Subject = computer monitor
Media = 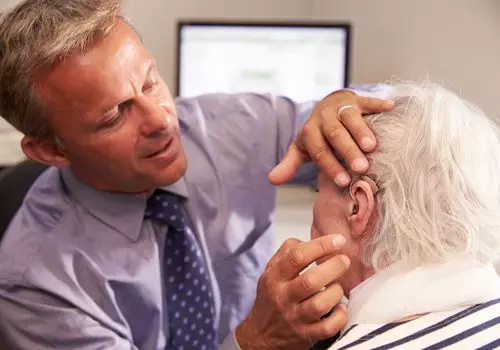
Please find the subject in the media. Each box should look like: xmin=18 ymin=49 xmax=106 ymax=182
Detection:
xmin=176 ymin=21 xmax=351 ymax=102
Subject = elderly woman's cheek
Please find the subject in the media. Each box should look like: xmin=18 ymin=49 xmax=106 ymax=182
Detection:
xmin=311 ymin=202 xmax=327 ymax=240
xmin=310 ymin=224 xmax=321 ymax=240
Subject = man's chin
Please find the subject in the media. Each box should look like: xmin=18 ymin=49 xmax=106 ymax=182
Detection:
xmin=153 ymin=155 xmax=188 ymax=187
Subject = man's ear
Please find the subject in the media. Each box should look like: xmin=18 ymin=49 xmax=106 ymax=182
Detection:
xmin=21 ymin=136 xmax=70 ymax=168
xmin=348 ymin=180 xmax=376 ymax=237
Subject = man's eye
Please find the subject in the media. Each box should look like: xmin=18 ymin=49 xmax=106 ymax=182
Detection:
xmin=102 ymin=113 xmax=122 ymax=128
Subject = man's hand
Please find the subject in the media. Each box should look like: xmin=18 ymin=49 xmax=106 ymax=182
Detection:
xmin=269 ymin=90 xmax=394 ymax=187
xmin=235 ymin=235 xmax=350 ymax=350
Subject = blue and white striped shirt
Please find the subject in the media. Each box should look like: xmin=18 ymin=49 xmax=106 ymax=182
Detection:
xmin=330 ymin=298 xmax=500 ymax=350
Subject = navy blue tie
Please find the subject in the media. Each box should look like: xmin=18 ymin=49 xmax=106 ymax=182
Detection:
xmin=145 ymin=190 xmax=218 ymax=350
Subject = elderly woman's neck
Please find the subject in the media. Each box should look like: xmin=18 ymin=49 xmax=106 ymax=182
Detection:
xmin=344 ymin=265 xmax=376 ymax=298
xmin=363 ymin=267 xmax=376 ymax=282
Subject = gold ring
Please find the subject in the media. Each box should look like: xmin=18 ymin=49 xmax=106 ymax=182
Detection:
xmin=337 ymin=104 xmax=357 ymax=118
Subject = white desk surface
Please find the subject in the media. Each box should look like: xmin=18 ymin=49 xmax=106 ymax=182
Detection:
xmin=0 ymin=118 xmax=24 ymax=166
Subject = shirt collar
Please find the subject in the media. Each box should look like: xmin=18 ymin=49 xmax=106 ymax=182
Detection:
xmin=345 ymin=258 xmax=500 ymax=330
xmin=60 ymin=167 xmax=189 ymax=242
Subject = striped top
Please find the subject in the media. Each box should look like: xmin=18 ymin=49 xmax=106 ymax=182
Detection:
xmin=329 ymin=298 xmax=500 ymax=350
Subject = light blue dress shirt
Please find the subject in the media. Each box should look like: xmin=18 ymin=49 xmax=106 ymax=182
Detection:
xmin=0 ymin=93 xmax=318 ymax=349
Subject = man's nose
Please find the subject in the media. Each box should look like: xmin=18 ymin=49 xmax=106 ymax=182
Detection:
xmin=136 ymin=95 xmax=170 ymax=135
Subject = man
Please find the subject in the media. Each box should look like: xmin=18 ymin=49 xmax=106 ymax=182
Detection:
xmin=0 ymin=0 xmax=392 ymax=349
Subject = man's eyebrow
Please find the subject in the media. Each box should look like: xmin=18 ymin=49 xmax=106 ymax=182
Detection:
xmin=99 ymin=59 xmax=157 ymax=116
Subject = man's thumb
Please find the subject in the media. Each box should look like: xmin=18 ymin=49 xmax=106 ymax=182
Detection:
xmin=268 ymin=145 xmax=308 ymax=185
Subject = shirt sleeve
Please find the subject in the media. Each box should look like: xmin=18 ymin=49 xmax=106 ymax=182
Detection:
xmin=219 ymin=331 xmax=242 ymax=350
xmin=0 ymin=286 xmax=137 ymax=350
xmin=175 ymin=93 xmax=318 ymax=185
xmin=175 ymin=86 xmax=392 ymax=186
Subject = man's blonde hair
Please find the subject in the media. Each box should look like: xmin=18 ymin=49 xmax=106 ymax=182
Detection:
xmin=0 ymin=0 xmax=123 ymax=139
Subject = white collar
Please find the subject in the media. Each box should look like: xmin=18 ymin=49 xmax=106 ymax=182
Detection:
xmin=346 ymin=257 xmax=500 ymax=330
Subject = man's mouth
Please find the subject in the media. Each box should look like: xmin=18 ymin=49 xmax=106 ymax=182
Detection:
xmin=144 ymin=135 xmax=174 ymax=158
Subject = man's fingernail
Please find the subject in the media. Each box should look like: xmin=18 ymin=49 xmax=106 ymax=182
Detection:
xmin=382 ymin=100 xmax=394 ymax=110
xmin=335 ymin=173 xmax=350 ymax=186
xmin=360 ymin=137 xmax=375 ymax=150
xmin=351 ymin=159 xmax=368 ymax=172
xmin=332 ymin=235 xmax=346 ymax=249
xmin=340 ymin=255 xmax=351 ymax=268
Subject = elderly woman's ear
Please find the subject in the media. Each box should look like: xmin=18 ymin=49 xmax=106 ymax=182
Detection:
xmin=348 ymin=179 xmax=376 ymax=236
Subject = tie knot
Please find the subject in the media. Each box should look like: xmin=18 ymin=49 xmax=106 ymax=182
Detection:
xmin=144 ymin=190 xmax=186 ymax=231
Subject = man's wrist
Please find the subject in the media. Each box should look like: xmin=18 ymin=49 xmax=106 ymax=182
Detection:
xmin=234 ymin=316 xmax=268 ymax=350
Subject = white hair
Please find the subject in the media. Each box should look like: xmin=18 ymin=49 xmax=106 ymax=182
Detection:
xmin=363 ymin=82 xmax=500 ymax=270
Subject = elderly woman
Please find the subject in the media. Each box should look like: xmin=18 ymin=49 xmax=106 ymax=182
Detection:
xmin=312 ymin=82 xmax=500 ymax=349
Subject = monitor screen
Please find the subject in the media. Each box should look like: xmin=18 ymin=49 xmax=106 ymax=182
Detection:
xmin=176 ymin=21 xmax=350 ymax=102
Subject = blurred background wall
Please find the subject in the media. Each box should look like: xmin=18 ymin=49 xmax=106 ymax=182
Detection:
xmin=311 ymin=0 xmax=500 ymax=119
xmin=119 ymin=0 xmax=500 ymax=117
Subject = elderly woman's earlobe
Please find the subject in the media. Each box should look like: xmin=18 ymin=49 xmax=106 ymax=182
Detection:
xmin=348 ymin=177 xmax=377 ymax=236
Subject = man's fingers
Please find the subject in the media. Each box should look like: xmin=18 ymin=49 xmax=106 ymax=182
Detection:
xmin=321 ymin=113 xmax=369 ymax=175
xmin=278 ymin=235 xmax=347 ymax=280
xmin=299 ymin=123 xmax=351 ymax=187
xmin=320 ymin=96 xmax=393 ymax=175
xmin=336 ymin=104 xmax=377 ymax=153
xmin=298 ymin=304 xmax=348 ymax=343
xmin=266 ymin=237 xmax=302 ymax=272
xmin=270 ymin=95 xmax=393 ymax=186
xmin=274 ymin=237 xmax=303 ymax=257
xmin=287 ymin=254 xmax=350 ymax=302
xmin=295 ymin=282 xmax=344 ymax=323
xmin=268 ymin=144 xmax=309 ymax=185
xmin=358 ymin=96 xmax=394 ymax=114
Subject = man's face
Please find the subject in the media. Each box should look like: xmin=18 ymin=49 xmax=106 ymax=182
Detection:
xmin=35 ymin=20 xmax=186 ymax=193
